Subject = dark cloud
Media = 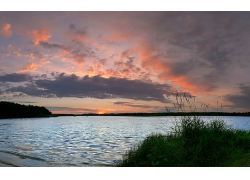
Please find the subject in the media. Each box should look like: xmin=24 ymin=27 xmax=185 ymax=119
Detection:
xmin=47 ymin=106 xmax=98 ymax=114
xmin=201 ymin=46 xmax=231 ymax=70
xmin=154 ymin=12 xmax=250 ymax=48
xmin=39 ymin=41 xmax=66 ymax=49
xmin=4 ymin=73 xmax=172 ymax=102
xmin=143 ymin=12 xmax=250 ymax=89
xmin=39 ymin=41 xmax=90 ymax=64
xmin=122 ymin=49 xmax=135 ymax=62
xmin=113 ymin=101 xmax=162 ymax=109
xmin=167 ymin=59 xmax=206 ymax=77
xmin=163 ymin=47 xmax=230 ymax=91
xmin=115 ymin=58 xmax=140 ymax=75
xmin=69 ymin=23 xmax=87 ymax=36
xmin=0 ymin=73 xmax=32 ymax=82
xmin=51 ymin=72 xmax=60 ymax=77
xmin=224 ymin=83 xmax=250 ymax=109
xmin=5 ymin=84 xmax=55 ymax=97
xmin=41 ymin=74 xmax=47 ymax=79
xmin=12 ymin=92 xmax=27 ymax=97
xmin=2 ymin=12 xmax=250 ymax=110
xmin=70 ymin=50 xmax=87 ymax=64
xmin=12 ymin=101 xmax=37 ymax=104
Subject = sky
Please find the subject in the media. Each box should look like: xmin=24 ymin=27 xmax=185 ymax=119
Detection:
xmin=1 ymin=10 xmax=250 ymax=114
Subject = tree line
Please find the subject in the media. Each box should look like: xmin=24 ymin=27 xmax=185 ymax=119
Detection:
xmin=0 ymin=101 xmax=52 ymax=119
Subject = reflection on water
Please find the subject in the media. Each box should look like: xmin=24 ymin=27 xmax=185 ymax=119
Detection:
xmin=0 ymin=116 xmax=250 ymax=167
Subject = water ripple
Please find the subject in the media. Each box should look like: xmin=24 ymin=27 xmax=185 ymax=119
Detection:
xmin=0 ymin=116 xmax=250 ymax=166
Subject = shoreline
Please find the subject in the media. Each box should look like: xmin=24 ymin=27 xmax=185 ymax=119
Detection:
xmin=1 ymin=113 xmax=250 ymax=119
xmin=54 ymin=112 xmax=250 ymax=117
xmin=0 ymin=150 xmax=49 ymax=167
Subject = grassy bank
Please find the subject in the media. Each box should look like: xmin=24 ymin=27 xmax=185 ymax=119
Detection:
xmin=116 ymin=116 xmax=250 ymax=167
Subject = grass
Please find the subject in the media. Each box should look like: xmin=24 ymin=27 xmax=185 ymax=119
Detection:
xmin=116 ymin=116 xmax=250 ymax=167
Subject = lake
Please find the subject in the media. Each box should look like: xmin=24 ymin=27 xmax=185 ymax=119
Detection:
xmin=0 ymin=116 xmax=250 ymax=167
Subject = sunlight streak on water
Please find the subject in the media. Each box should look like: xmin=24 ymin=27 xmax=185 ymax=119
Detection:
xmin=0 ymin=116 xmax=250 ymax=167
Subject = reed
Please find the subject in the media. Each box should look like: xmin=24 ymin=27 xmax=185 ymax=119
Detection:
xmin=116 ymin=116 xmax=250 ymax=167
xmin=115 ymin=93 xmax=250 ymax=167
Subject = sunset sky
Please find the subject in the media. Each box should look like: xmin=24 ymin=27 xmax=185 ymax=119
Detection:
xmin=1 ymin=11 xmax=250 ymax=114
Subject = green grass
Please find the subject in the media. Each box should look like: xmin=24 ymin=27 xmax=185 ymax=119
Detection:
xmin=116 ymin=116 xmax=250 ymax=167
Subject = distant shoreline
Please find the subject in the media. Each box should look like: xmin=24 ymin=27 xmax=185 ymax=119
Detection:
xmin=1 ymin=101 xmax=250 ymax=119
xmin=2 ymin=113 xmax=250 ymax=119
xmin=0 ymin=101 xmax=52 ymax=119
xmin=54 ymin=112 xmax=250 ymax=117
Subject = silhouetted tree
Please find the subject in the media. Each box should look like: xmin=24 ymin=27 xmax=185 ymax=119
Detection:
xmin=0 ymin=101 xmax=52 ymax=119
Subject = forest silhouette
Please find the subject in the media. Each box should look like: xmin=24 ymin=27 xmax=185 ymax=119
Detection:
xmin=0 ymin=101 xmax=52 ymax=119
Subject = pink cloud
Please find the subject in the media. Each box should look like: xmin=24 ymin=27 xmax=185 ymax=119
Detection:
xmin=105 ymin=33 xmax=130 ymax=41
xmin=29 ymin=29 xmax=51 ymax=45
xmin=134 ymin=43 xmax=203 ymax=93
xmin=1 ymin=23 xmax=12 ymax=37
xmin=18 ymin=60 xmax=50 ymax=73
xmin=58 ymin=49 xmax=86 ymax=65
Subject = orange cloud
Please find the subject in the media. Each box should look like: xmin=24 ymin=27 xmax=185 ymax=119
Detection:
xmin=18 ymin=60 xmax=50 ymax=73
xmin=105 ymin=33 xmax=130 ymax=41
xmin=1 ymin=23 xmax=12 ymax=37
xmin=58 ymin=49 xmax=86 ymax=65
xmin=134 ymin=43 xmax=204 ymax=94
xmin=20 ymin=63 xmax=37 ymax=72
xmin=29 ymin=29 xmax=51 ymax=45
xmin=13 ymin=51 xmax=21 ymax=58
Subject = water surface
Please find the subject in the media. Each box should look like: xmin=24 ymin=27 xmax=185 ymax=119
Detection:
xmin=0 ymin=116 xmax=250 ymax=167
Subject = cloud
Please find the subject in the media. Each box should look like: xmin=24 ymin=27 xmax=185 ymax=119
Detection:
xmin=2 ymin=12 xmax=250 ymax=107
xmin=166 ymin=59 xmax=203 ymax=77
xmin=18 ymin=60 xmax=50 ymax=73
xmin=18 ymin=63 xmax=38 ymax=73
xmin=1 ymin=23 xmax=12 ymax=37
xmin=0 ymin=73 xmax=32 ymax=82
xmin=201 ymin=46 xmax=231 ymax=71
xmin=113 ymin=58 xmax=143 ymax=80
xmin=105 ymin=33 xmax=130 ymax=41
xmin=4 ymin=73 xmax=173 ymax=102
xmin=59 ymin=48 xmax=88 ymax=64
xmin=39 ymin=41 xmax=92 ymax=64
xmin=3 ymin=84 xmax=52 ymax=97
xmin=39 ymin=41 xmax=66 ymax=49
xmin=29 ymin=29 xmax=51 ymax=45
xmin=134 ymin=12 xmax=250 ymax=92
xmin=47 ymin=106 xmax=98 ymax=114
xmin=138 ymin=43 xmax=202 ymax=91
xmin=224 ymin=83 xmax=250 ymax=110
xmin=69 ymin=23 xmax=87 ymax=36
xmin=18 ymin=62 xmax=37 ymax=72
xmin=113 ymin=101 xmax=162 ymax=109
xmin=67 ymin=23 xmax=88 ymax=41
xmin=12 ymin=101 xmax=37 ymax=104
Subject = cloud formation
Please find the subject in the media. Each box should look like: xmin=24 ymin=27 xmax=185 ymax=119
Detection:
xmin=113 ymin=101 xmax=162 ymax=109
xmin=1 ymin=23 xmax=12 ymax=37
xmin=39 ymin=41 xmax=66 ymax=49
xmin=0 ymin=73 xmax=32 ymax=82
xmin=18 ymin=60 xmax=50 ymax=73
xmin=133 ymin=12 xmax=250 ymax=92
xmin=67 ymin=23 xmax=88 ymax=41
xmin=29 ymin=29 xmax=51 ymax=45
xmin=224 ymin=83 xmax=250 ymax=109
xmin=47 ymin=106 xmax=98 ymax=114
xmin=39 ymin=40 xmax=92 ymax=64
xmin=4 ymin=73 xmax=172 ymax=102
xmin=1 ymin=12 xmax=250 ymax=112
xmin=69 ymin=23 xmax=87 ymax=36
